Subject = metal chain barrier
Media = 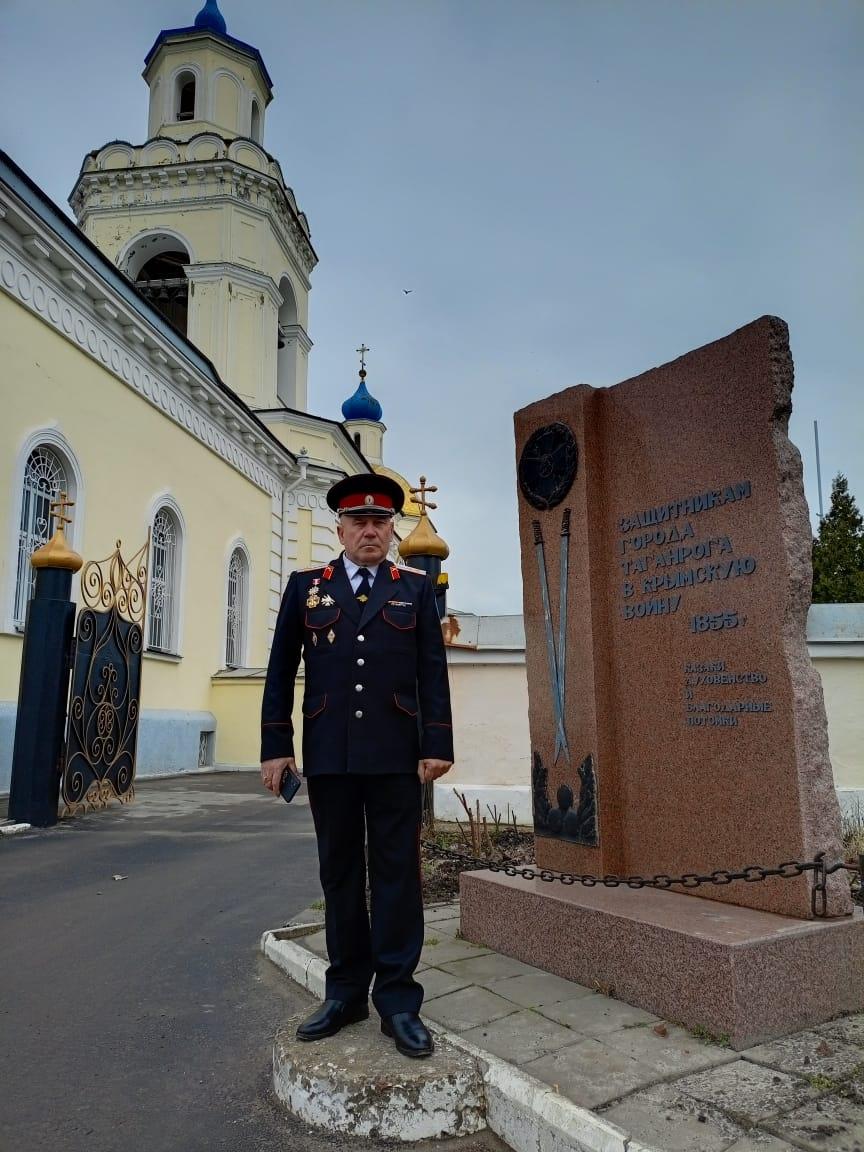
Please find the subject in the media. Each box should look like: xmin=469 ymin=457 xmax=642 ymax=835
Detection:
xmin=420 ymin=838 xmax=864 ymax=918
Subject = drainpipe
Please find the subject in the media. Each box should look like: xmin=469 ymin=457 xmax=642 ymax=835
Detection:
xmin=280 ymin=447 xmax=308 ymax=590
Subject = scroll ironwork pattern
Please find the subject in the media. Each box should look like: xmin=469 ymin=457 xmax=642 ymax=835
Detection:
xmin=61 ymin=535 xmax=149 ymax=817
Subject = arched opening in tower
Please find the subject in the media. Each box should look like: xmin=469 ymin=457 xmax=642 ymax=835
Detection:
xmin=131 ymin=241 xmax=190 ymax=335
xmin=276 ymin=276 xmax=300 ymax=408
xmin=177 ymin=73 xmax=196 ymax=122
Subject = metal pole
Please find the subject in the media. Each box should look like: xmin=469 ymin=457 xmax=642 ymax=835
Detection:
xmin=814 ymin=420 xmax=824 ymax=520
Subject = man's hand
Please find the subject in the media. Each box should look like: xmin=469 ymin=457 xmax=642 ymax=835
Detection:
xmin=261 ymin=756 xmax=297 ymax=795
xmin=418 ymin=759 xmax=452 ymax=784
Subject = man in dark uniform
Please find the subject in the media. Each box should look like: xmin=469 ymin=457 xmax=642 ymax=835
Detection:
xmin=260 ymin=473 xmax=453 ymax=1058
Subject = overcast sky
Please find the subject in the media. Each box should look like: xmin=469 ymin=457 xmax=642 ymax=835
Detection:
xmin=1 ymin=0 xmax=861 ymax=613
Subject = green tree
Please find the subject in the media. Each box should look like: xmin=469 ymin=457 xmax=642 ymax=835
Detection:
xmin=812 ymin=473 xmax=864 ymax=603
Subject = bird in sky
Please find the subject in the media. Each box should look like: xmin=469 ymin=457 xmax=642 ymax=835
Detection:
xmin=403 ymin=289 xmax=413 ymax=294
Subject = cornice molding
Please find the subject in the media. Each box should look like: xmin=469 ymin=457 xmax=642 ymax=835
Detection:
xmin=71 ymin=147 xmax=315 ymax=279
xmin=186 ymin=261 xmax=283 ymax=308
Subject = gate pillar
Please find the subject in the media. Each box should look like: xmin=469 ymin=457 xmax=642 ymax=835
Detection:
xmin=8 ymin=496 xmax=82 ymax=827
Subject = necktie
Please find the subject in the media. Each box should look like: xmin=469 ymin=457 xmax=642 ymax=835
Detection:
xmin=356 ymin=567 xmax=372 ymax=604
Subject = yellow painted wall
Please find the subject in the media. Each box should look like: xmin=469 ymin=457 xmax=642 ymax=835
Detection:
xmin=214 ymin=71 xmax=241 ymax=132
xmin=146 ymin=42 xmax=269 ymax=139
xmin=0 ymin=294 xmax=273 ymax=713
xmin=0 ymin=634 xmax=23 ymax=702
xmin=270 ymin=425 xmax=358 ymax=473
xmin=210 ymin=673 xmax=304 ymax=768
xmin=82 ymin=198 xmax=307 ymax=409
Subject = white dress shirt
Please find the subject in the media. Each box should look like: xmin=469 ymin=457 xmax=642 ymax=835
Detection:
xmin=343 ymin=555 xmax=380 ymax=594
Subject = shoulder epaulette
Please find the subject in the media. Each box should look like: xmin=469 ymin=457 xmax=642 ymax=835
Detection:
xmin=398 ymin=564 xmax=427 ymax=576
xmin=297 ymin=565 xmax=326 ymax=573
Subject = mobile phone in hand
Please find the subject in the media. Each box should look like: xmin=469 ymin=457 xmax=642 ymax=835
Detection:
xmin=280 ymin=768 xmax=302 ymax=803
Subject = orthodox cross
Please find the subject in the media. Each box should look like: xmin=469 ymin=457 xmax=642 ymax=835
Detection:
xmin=49 ymin=492 xmax=74 ymax=533
xmin=410 ymin=475 xmax=438 ymax=515
xmin=356 ymin=344 xmax=370 ymax=373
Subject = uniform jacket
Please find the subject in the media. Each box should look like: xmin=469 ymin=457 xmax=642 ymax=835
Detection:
xmin=260 ymin=555 xmax=454 ymax=775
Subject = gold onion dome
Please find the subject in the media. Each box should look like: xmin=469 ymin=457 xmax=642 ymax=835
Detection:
xmin=398 ymin=513 xmax=449 ymax=560
xmin=398 ymin=476 xmax=449 ymax=560
xmin=31 ymin=495 xmax=83 ymax=572
xmin=30 ymin=526 xmax=83 ymax=572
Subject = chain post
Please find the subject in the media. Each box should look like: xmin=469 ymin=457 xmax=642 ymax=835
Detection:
xmin=810 ymin=852 xmax=828 ymax=918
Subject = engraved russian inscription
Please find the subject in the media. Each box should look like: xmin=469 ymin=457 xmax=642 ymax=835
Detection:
xmin=617 ymin=479 xmax=757 ymax=624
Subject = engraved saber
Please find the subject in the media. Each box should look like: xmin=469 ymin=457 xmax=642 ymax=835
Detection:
xmin=556 ymin=509 xmax=571 ymax=762
xmin=532 ymin=521 xmax=569 ymax=764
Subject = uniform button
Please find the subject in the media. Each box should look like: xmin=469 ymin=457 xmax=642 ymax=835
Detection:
xmin=355 ymin=710 xmax=363 ymax=718
xmin=357 ymin=658 xmax=365 ymax=667
xmin=358 ymin=634 xmax=365 ymax=642
xmin=355 ymin=684 xmax=363 ymax=692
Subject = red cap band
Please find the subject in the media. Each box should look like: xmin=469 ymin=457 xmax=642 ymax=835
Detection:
xmin=338 ymin=492 xmax=395 ymax=511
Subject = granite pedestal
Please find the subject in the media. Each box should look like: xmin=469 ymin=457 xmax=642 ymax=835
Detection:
xmin=460 ymin=870 xmax=864 ymax=1050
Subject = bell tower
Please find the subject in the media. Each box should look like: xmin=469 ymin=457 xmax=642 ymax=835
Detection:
xmin=69 ymin=1 xmax=315 ymax=412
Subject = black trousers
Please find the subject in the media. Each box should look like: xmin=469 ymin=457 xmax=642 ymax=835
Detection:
xmin=306 ymin=773 xmax=424 ymax=1017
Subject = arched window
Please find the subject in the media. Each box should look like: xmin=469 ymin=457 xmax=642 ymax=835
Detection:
xmin=353 ymin=432 xmax=362 ymax=450
xmin=14 ymin=447 xmax=71 ymax=629
xmin=225 ymin=547 xmax=249 ymax=668
xmin=176 ymin=72 xmax=196 ymax=122
xmin=250 ymin=99 xmax=261 ymax=143
xmin=148 ymin=507 xmax=180 ymax=653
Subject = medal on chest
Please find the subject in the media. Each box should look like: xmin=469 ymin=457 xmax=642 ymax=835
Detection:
xmin=306 ymin=577 xmax=321 ymax=609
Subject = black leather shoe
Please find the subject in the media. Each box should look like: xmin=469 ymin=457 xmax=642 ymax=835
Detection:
xmin=296 ymin=999 xmax=369 ymax=1041
xmin=381 ymin=1012 xmax=434 ymax=1058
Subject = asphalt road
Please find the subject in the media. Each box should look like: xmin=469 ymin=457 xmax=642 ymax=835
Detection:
xmin=0 ymin=774 xmax=505 ymax=1152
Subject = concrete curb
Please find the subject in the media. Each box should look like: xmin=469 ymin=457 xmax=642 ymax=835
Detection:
xmin=260 ymin=928 xmax=652 ymax=1152
xmin=261 ymin=928 xmax=326 ymax=1000
xmin=273 ymin=1013 xmax=487 ymax=1141
xmin=0 ymin=823 xmax=32 ymax=837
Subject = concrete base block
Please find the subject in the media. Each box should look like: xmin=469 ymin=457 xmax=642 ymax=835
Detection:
xmin=272 ymin=1013 xmax=486 ymax=1141
xmin=460 ymin=870 xmax=864 ymax=1050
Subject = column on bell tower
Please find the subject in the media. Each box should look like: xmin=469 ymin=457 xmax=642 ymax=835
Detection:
xmin=68 ymin=1 xmax=316 ymax=412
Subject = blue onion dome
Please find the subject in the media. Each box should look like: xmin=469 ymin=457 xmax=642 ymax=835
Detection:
xmin=342 ymin=369 xmax=383 ymax=422
xmin=194 ymin=0 xmax=228 ymax=35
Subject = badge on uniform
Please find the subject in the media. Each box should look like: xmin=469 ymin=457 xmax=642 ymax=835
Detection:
xmin=311 ymin=633 xmax=318 ymax=646
xmin=388 ymin=599 xmax=413 ymax=608
xmin=306 ymin=577 xmax=321 ymax=609
xmin=327 ymin=629 xmax=336 ymax=644
xmin=321 ymin=593 xmax=335 ymax=607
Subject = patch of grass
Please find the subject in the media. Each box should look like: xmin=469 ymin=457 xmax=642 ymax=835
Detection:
xmin=806 ymin=1073 xmax=842 ymax=1093
xmin=309 ymin=899 xmax=325 ymax=912
xmin=425 ymin=937 xmax=440 ymax=947
xmin=687 ymin=1023 xmax=731 ymax=1047
xmin=842 ymin=801 xmax=864 ymax=860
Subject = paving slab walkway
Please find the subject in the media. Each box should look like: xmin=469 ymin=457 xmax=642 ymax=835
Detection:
xmin=268 ymin=899 xmax=864 ymax=1152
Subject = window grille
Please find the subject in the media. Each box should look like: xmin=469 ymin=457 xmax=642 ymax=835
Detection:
xmin=148 ymin=508 xmax=178 ymax=652
xmin=14 ymin=447 xmax=69 ymax=629
xmin=198 ymin=731 xmax=213 ymax=768
xmin=226 ymin=548 xmax=247 ymax=668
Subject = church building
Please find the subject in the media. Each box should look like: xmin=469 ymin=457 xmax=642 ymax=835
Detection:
xmin=0 ymin=1 xmax=425 ymax=791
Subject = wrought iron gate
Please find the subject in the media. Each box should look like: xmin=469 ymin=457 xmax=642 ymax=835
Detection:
xmin=60 ymin=536 xmax=149 ymax=817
